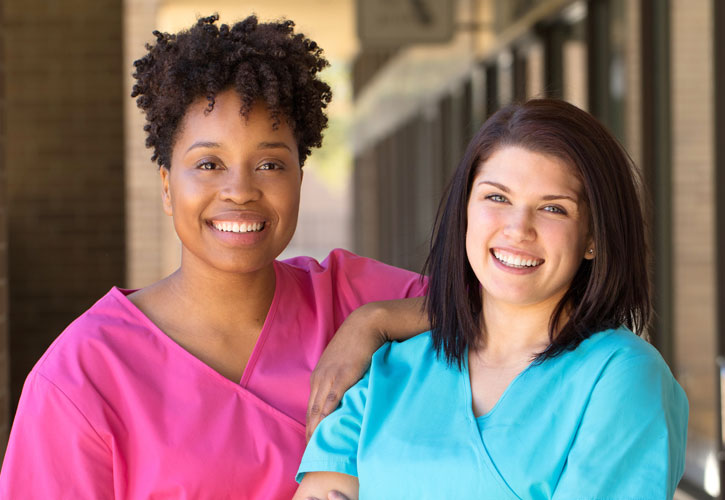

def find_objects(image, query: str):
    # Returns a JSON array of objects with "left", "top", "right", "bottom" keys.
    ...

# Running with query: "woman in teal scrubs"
[{"left": 294, "top": 99, "right": 688, "bottom": 499}]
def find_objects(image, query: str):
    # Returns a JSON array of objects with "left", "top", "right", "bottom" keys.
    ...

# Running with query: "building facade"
[
  {"left": 351, "top": 0, "right": 724, "bottom": 497},
  {"left": 0, "top": 0, "right": 722, "bottom": 496}
]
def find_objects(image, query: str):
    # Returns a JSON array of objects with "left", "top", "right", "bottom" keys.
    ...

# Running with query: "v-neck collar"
[
  {"left": 113, "top": 262, "right": 284, "bottom": 388},
  {"left": 108, "top": 269, "right": 302, "bottom": 435},
  {"left": 460, "top": 348, "right": 525, "bottom": 499},
  {"left": 469, "top": 350, "right": 537, "bottom": 421},
  {"left": 239, "top": 260, "right": 284, "bottom": 387}
]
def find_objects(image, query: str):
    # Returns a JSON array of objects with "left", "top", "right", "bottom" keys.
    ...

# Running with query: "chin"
[
  {"left": 485, "top": 287, "right": 549, "bottom": 307},
  {"left": 209, "top": 254, "right": 273, "bottom": 275}
]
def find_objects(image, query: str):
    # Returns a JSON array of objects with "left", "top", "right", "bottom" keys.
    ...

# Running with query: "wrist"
[{"left": 351, "top": 301, "right": 390, "bottom": 345}]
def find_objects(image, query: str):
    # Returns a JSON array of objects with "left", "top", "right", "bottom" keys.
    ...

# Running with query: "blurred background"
[{"left": 0, "top": 0, "right": 722, "bottom": 497}]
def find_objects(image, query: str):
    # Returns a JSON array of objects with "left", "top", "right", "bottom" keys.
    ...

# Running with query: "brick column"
[
  {"left": 4, "top": 0, "right": 125, "bottom": 416},
  {"left": 671, "top": 0, "right": 717, "bottom": 453},
  {"left": 0, "top": 1, "right": 9, "bottom": 457}
]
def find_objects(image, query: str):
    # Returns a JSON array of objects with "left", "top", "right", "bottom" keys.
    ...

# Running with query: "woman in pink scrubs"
[{"left": 0, "top": 15, "right": 425, "bottom": 499}]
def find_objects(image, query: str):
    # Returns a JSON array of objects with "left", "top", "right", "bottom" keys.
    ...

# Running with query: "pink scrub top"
[{"left": 0, "top": 249, "right": 426, "bottom": 499}]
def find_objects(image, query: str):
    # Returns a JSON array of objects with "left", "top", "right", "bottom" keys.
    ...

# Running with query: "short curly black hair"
[{"left": 131, "top": 13, "right": 332, "bottom": 168}]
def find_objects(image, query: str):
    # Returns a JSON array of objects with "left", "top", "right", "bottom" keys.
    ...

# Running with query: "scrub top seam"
[
  {"left": 462, "top": 347, "right": 523, "bottom": 500},
  {"left": 239, "top": 260, "right": 284, "bottom": 387},
  {"left": 33, "top": 371, "right": 113, "bottom": 454}
]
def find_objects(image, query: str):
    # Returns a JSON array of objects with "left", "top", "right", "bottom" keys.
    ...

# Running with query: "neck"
[
  {"left": 160, "top": 250, "right": 277, "bottom": 336},
  {"left": 476, "top": 295, "right": 561, "bottom": 363}
]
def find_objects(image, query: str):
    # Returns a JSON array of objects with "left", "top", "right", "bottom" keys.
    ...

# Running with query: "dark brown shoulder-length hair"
[{"left": 423, "top": 99, "right": 651, "bottom": 367}]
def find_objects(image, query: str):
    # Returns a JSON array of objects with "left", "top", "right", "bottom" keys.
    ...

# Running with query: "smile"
[
  {"left": 211, "top": 221, "right": 265, "bottom": 233},
  {"left": 492, "top": 249, "right": 544, "bottom": 269}
]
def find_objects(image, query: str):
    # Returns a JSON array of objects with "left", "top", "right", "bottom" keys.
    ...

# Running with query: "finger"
[
  {"left": 307, "top": 386, "right": 340, "bottom": 441},
  {"left": 306, "top": 370, "right": 326, "bottom": 425},
  {"left": 306, "top": 373, "right": 334, "bottom": 440},
  {"left": 319, "top": 384, "right": 342, "bottom": 421}
]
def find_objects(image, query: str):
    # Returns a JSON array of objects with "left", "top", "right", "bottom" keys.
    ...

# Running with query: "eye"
[
  {"left": 543, "top": 205, "right": 567, "bottom": 215},
  {"left": 196, "top": 161, "right": 220, "bottom": 171},
  {"left": 257, "top": 161, "right": 282, "bottom": 171},
  {"left": 485, "top": 194, "right": 508, "bottom": 203}
]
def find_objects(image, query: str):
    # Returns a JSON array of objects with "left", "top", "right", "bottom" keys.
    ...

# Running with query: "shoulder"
[
  {"left": 558, "top": 328, "right": 689, "bottom": 495},
  {"left": 582, "top": 325, "right": 657, "bottom": 353},
  {"left": 578, "top": 327, "right": 673, "bottom": 376},
  {"left": 544, "top": 326, "right": 688, "bottom": 420},
  {"left": 280, "top": 249, "right": 416, "bottom": 278},
  {"left": 370, "top": 331, "right": 450, "bottom": 381},
  {"left": 32, "top": 287, "right": 152, "bottom": 386},
  {"left": 278, "top": 249, "right": 426, "bottom": 300},
  {"left": 374, "top": 331, "right": 436, "bottom": 362},
  {"left": 574, "top": 326, "right": 688, "bottom": 411}
]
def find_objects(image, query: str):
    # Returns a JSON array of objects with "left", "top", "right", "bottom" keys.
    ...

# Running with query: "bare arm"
[
  {"left": 292, "top": 472, "right": 359, "bottom": 500},
  {"left": 306, "top": 297, "right": 428, "bottom": 439}
]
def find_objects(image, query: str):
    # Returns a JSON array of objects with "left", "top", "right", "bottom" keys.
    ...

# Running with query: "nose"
[
  {"left": 502, "top": 208, "right": 536, "bottom": 242},
  {"left": 219, "top": 167, "right": 262, "bottom": 204}
]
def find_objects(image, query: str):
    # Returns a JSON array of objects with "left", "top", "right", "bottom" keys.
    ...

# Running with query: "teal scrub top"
[{"left": 297, "top": 327, "right": 688, "bottom": 499}]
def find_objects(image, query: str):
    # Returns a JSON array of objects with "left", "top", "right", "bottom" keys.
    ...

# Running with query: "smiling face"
[
  {"left": 161, "top": 89, "right": 302, "bottom": 276},
  {"left": 466, "top": 146, "right": 594, "bottom": 312}
]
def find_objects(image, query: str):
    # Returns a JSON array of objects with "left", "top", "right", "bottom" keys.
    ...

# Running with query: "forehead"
[
  {"left": 179, "top": 92, "right": 285, "bottom": 133},
  {"left": 474, "top": 146, "right": 584, "bottom": 198},
  {"left": 169, "top": 90, "right": 300, "bottom": 169},
  {"left": 173, "top": 91, "right": 297, "bottom": 149}
]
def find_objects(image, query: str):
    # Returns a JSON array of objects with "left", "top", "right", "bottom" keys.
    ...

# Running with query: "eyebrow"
[
  {"left": 257, "top": 141, "right": 292, "bottom": 152},
  {"left": 185, "top": 141, "right": 221, "bottom": 154},
  {"left": 185, "top": 141, "right": 293, "bottom": 154},
  {"left": 478, "top": 180, "right": 579, "bottom": 203}
]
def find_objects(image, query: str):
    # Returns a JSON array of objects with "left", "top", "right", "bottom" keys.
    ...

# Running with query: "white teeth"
[
  {"left": 493, "top": 250, "right": 542, "bottom": 268},
  {"left": 212, "top": 221, "right": 264, "bottom": 233}
]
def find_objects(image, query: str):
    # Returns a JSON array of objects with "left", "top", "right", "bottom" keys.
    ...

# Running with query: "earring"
[{"left": 588, "top": 248, "right": 594, "bottom": 255}]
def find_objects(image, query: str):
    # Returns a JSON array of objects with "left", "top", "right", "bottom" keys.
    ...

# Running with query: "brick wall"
[
  {"left": 0, "top": 2, "right": 9, "bottom": 457},
  {"left": 671, "top": 0, "right": 716, "bottom": 444},
  {"left": 124, "top": 0, "right": 174, "bottom": 289},
  {"left": 4, "top": 0, "right": 125, "bottom": 417}
]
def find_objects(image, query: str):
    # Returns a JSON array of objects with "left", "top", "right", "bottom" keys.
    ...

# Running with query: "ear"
[{"left": 160, "top": 167, "right": 173, "bottom": 216}]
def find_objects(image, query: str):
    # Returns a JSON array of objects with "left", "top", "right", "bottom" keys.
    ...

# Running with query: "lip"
[
  {"left": 206, "top": 210, "right": 270, "bottom": 246},
  {"left": 208, "top": 210, "right": 268, "bottom": 224},
  {"left": 491, "top": 246, "right": 542, "bottom": 261},
  {"left": 489, "top": 247, "right": 544, "bottom": 275}
]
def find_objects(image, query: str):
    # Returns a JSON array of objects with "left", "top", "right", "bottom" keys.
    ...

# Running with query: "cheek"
[
  {"left": 270, "top": 179, "right": 302, "bottom": 223},
  {"left": 285, "top": 180, "right": 301, "bottom": 209},
  {"left": 548, "top": 223, "right": 587, "bottom": 264},
  {"left": 465, "top": 230, "right": 476, "bottom": 263},
  {"left": 286, "top": 185, "right": 302, "bottom": 214},
  {"left": 169, "top": 184, "right": 195, "bottom": 216},
  {"left": 466, "top": 206, "right": 497, "bottom": 243},
  {"left": 465, "top": 210, "right": 492, "bottom": 272}
]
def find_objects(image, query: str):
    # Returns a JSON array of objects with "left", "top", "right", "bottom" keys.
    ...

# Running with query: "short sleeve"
[
  {"left": 322, "top": 249, "right": 427, "bottom": 310},
  {"left": 552, "top": 352, "right": 689, "bottom": 499},
  {"left": 296, "top": 366, "right": 371, "bottom": 482},
  {"left": 0, "top": 372, "right": 114, "bottom": 499}
]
